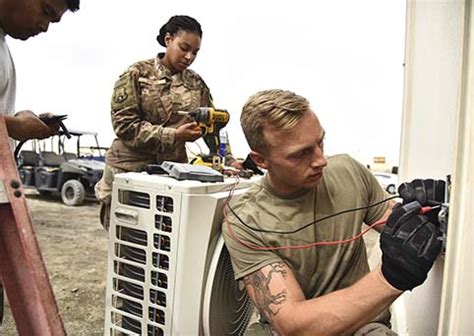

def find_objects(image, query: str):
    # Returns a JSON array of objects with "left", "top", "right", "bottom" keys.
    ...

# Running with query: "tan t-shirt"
[{"left": 223, "top": 154, "right": 389, "bottom": 299}]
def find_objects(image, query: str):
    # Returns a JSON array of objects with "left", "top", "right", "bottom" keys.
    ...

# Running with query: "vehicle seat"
[
  {"left": 18, "top": 150, "right": 39, "bottom": 168},
  {"left": 39, "top": 151, "right": 66, "bottom": 167},
  {"left": 63, "top": 152, "right": 78, "bottom": 161}
]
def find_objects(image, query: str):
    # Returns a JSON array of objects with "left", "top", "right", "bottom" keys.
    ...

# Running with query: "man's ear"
[{"left": 250, "top": 150, "right": 269, "bottom": 170}]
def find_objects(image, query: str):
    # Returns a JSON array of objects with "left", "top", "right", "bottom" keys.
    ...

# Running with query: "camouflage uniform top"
[{"left": 106, "top": 53, "right": 213, "bottom": 171}]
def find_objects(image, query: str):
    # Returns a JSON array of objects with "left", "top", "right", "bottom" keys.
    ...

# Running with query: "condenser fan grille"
[{"left": 208, "top": 245, "right": 254, "bottom": 335}]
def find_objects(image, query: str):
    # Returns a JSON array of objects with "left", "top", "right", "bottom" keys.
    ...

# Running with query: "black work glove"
[
  {"left": 398, "top": 179, "right": 445, "bottom": 206},
  {"left": 398, "top": 178, "right": 446, "bottom": 224},
  {"left": 380, "top": 201, "right": 442, "bottom": 291}
]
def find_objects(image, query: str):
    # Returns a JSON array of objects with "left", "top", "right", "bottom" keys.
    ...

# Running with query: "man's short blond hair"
[{"left": 240, "top": 89, "right": 310, "bottom": 151}]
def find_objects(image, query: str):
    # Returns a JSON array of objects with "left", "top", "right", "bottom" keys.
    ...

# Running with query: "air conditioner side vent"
[{"left": 119, "top": 189, "right": 150, "bottom": 209}]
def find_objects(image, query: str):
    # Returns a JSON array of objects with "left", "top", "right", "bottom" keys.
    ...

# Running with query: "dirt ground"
[{"left": 1, "top": 189, "right": 108, "bottom": 335}]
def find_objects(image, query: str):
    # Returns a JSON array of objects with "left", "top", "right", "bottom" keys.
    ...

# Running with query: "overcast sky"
[{"left": 9, "top": 0, "right": 406, "bottom": 166}]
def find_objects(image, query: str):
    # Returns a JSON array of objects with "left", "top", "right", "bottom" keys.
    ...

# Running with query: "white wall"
[
  {"left": 8, "top": 0, "right": 406, "bottom": 166},
  {"left": 399, "top": 0, "right": 464, "bottom": 181},
  {"left": 396, "top": 0, "right": 468, "bottom": 335},
  {"left": 439, "top": 1, "right": 474, "bottom": 334}
]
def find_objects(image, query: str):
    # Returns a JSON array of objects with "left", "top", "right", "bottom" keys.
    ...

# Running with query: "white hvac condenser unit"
[{"left": 104, "top": 172, "right": 257, "bottom": 336}]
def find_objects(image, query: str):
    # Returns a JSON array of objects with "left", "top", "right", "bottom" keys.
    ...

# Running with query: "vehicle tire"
[
  {"left": 61, "top": 179, "right": 85, "bottom": 206},
  {"left": 387, "top": 184, "right": 397, "bottom": 195}
]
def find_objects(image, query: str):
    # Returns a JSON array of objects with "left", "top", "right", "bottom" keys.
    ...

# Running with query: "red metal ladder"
[{"left": 0, "top": 115, "right": 65, "bottom": 335}]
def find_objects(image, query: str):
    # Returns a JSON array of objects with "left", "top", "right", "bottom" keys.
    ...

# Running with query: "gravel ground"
[{"left": 1, "top": 190, "right": 108, "bottom": 335}]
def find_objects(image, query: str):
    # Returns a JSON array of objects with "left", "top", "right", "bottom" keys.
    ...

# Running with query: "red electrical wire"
[
  {"left": 225, "top": 215, "right": 386, "bottom": 251},
  {"left": 223, "top": 176, "right": 434, "bottom": 251}
]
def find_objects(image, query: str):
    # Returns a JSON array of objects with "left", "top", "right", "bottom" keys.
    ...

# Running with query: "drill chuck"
[
  {"left": 178, "top": 107, "right": 229, "bottom": 124},
  {"left": 177, "top": 108, "right": 207, "bottom": 123}
]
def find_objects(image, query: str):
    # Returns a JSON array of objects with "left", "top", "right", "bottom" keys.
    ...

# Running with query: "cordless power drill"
[{"left": 178, "top": 107, "right": 230, "bottom": 170}]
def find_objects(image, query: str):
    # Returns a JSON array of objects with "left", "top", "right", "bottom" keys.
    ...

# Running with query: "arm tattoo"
[{"left": 244, "top": 262, "right": 288, "bottom": 321}]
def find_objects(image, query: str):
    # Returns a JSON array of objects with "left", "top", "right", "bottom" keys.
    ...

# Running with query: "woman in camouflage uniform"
[{"left": 95, "top": 15, "right": 213, "bottom": 229}]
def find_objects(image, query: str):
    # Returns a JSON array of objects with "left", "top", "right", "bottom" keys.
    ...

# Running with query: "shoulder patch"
[{"left": 111, "top": 71, "right": 138, "bottom": 111}]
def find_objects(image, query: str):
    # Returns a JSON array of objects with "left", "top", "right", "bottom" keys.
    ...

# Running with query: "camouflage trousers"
[
  {"left": 94, "top": 165, "right": 128, "bottom": 230},
  {"left": 244, "top": 321, "right": 398, "bottom": 336}
]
